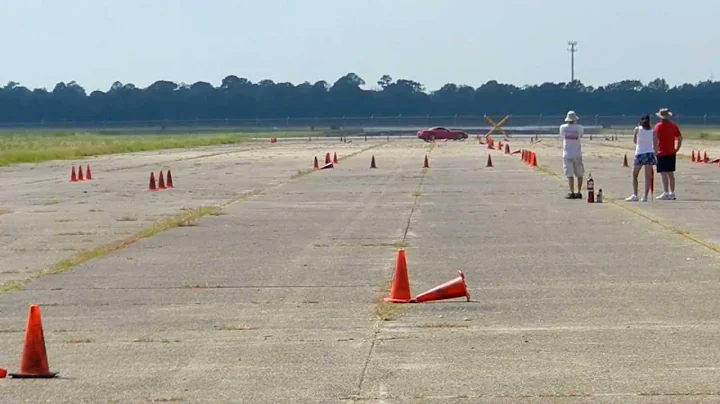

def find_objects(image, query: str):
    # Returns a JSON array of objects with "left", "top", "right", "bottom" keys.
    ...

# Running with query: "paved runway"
[{"left": 1, "top": 138, "right": 720, "bottom": 403}]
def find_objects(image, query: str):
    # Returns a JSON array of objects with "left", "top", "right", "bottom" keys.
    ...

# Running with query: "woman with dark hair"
[{"left": 625, "top": 115, "right": 657, "bottom": 202}]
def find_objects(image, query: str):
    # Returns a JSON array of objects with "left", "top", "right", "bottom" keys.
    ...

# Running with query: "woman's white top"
[{"left": 635, "top": 127, "right": 655, "bottom": 155}]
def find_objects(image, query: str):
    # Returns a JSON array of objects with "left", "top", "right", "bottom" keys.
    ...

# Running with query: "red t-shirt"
[{"left": 654, "top": 120, "right": 681, "bottom": 156}]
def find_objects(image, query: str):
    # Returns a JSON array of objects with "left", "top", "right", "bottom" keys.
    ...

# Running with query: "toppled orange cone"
[
  {"left": 320, "top": 162, "right": 334, "bottom": 170},
  {"left": 9, "top": 305, "right": 57, "bottom": 378},
  {"left": 384, "top": 249, "right": 412, "bottom": 303},
  {"left": 411, "top": 271, "right": 470, "bottom": 303}
]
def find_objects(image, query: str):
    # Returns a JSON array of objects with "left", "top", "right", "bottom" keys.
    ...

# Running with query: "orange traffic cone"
[
  {"left": 148, "top": 172, "right": 157, "bottom": 191},
  {"left": 9, "top": 305, "right": 57, "bottom": 378},
  {"left": 0, "top": 367, "right": 6, "bottom": 378},
  {"left": 487, "top": 142, "right": 494, "bottom": 150},
  {"left": 512, "top": 149, "right": 520, "bottom": 155},
  {"left": 370, "top": 155, "right": 377, "bottom": 169},
  {"left": 623, "top": 154, "right": 629, "bottom": 167},
  {"left": 325, "top": 152, "right": 331, "bottom": 165},
  {"left": 504, "top": 143, "right": 510, "bottom": 154},
  {"left": 320, "top": 162, "right": 334, "bottom": 170},
  {"left": 530, "top": 152, "right": 538, "bottom": 167},
  {"left": 77, "top": 165, "right": 84, "bottom": 181},
  {"left": 85, "top": 164, "right": 92, "bottom": 180},
  {"left": 384, "top": 249, "right": 412, "bottom": 303},
  {"left": 691, "top": 151, "right": 696, "bottom": 162},
  {"left": 70, "top": 165, "right": 78, "bottom": 182},
  {"left": 704, "top": 151, "right": 709, "bottom": 163},
  {"left": 411, "top": 271, "right": 470, "bottom": 303},
  {"left": 166, "top": 170, "right": 174, "bottom": 188},
  {"left": 158, "top": 171, "right": 166, "bottom": 189},
  {"left": 423, "top": 155, "right": 429, "bottom": 168},
  {"left": 313, "top": 156, "right": 319, "bottom": 170},
  {"left": 486, "top": 154, "right": 493, "bottom": 167},
  {"left": 333, "top": 152, "right": 338, "bottom": 164}
]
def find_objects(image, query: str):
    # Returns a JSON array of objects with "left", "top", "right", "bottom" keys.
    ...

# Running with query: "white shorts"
[{"left": 563, "top": 156, "right": 585, "bottom": 178}]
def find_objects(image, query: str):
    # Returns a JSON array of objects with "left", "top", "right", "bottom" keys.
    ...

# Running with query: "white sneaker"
[
  {"left": 625, "top": 195, "right": 639, "bottom": 202},
  {"left": 668, "top": 193, "right": 676, "bottom": 200},
  {"left": 656, "top": 192, "right": 670, "bottom": 200},
  {"left": 640, "top": 196, "right": 647, "bottom": 202}
]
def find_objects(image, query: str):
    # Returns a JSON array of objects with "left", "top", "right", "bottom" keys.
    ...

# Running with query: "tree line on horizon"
[{"left": 0, "top": 73, "right": 719, "bottom": 123}]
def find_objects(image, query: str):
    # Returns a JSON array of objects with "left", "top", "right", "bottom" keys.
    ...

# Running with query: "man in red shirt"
[{"left": 654, "top": 108, "right": 683, "bottom": 200}]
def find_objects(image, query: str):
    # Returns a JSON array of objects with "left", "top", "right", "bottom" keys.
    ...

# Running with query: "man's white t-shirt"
[{"left": 560, "top": 123, "right": 583, "bottom": 158}]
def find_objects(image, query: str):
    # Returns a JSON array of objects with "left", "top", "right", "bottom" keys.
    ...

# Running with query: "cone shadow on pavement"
[
  {"left": 9, "top": 305, "right": 57, "bottom": 378},
  {"left": 384, "top": 249, "right": 412, "bottom": 303},
  {"left": 411, "top": 271, "right": 470, "bottom": 303}
]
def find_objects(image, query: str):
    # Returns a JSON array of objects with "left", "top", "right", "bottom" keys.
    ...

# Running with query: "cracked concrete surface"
[{"left": 1, "top": 137, "right": 720, "bottom": 403}]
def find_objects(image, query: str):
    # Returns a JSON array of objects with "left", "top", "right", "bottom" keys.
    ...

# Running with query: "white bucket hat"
[
  {"left": 564, "top": 111, "right": 579, "bottom": 122},
  {"left": 656, "top": 108, "right": 672, "bottom": 119}
]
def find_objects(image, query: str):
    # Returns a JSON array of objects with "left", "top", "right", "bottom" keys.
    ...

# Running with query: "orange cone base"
[
  {"left": 9, "top": 371, "right": 57, "bottom": 379},
  {"left": 383, "top": 297, "right": 412, "bottom": 303},
  {"left": 411, "top": 271, "right": 470, "bottom": 303}
]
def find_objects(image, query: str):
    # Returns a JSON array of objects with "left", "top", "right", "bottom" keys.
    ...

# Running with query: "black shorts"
[{"left": 656, "top": 154, "right": 676, "bottom": 173}]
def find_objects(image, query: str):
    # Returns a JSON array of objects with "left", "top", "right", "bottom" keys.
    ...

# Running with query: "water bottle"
[{"left": 586, "top": 174, "right": 595, "bottom": 203}]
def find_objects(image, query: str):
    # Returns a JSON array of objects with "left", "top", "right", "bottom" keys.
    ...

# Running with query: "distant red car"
[{"left": 416, "top": 127, "right": 468, "bottom": 142}]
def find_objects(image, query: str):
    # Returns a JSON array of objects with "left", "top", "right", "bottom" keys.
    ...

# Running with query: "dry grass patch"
[
  {"left": 419, "top": 323, "right": 470, "bottom": 329},
  {"left": 44, "top": 206, "right": 220, "bottom": 277},
  {"left": 117, "top": 215, "right": 138, "bottom": 222},
  {"left": 373, "top": 281, "right": 404, "bottom": 322},
  {"left": 67, "top": 337, "right": 95, "bottom": 344},
  {"left": 215, "top": 324, "right": 254, "bottom": 331},
  {"left": 132, "top": 338, "right": 180, "bottom": 344}
]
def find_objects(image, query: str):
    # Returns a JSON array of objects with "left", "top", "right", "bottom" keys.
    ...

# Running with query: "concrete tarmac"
[{"left": 1, "top": 138, "right": 720, "bottom": 403}]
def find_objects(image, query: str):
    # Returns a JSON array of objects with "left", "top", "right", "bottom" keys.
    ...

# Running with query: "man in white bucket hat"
[{"left": 560, "top": 110, "right": 585, "bottom": 199}]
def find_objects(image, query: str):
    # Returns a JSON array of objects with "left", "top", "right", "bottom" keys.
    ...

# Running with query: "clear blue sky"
[{"left": 2, "top": 0, "right": 718, "bottom": 92}]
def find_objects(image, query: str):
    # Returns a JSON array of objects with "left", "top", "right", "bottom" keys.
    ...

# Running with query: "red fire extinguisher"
[{"left": 587, "top": 174, "right": 595, "bottom": 203}]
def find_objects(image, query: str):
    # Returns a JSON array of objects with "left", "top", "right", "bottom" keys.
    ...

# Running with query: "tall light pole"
[{"left": 567, "top": 41, "right": 578, "bottom": 83}]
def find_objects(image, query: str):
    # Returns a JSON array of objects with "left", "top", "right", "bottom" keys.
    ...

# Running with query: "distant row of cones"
[
  {"left": 148, "top": 170, "right": 174, "bottom": 191},
  {"left": 70, "top": 164, "right": 92, "bottom": 182},
  {"left": 521, "top": 150, "right": 538, "bottom": 167},
  {"left": 691, "top": 150, "right": 720, "bottom": 165},
  {"left": 384, "top": 249, "right": 469, "bottom": 304},
  {"left": 312, "top": 154, "right": 424, "bottom": 170}
]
